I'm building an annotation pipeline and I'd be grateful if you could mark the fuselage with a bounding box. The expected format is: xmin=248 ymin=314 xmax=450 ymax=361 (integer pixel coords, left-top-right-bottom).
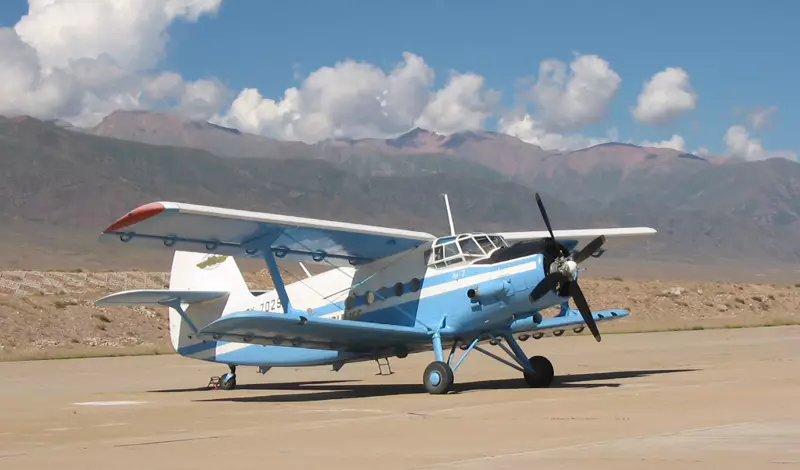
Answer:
xmin=183 ymin=232 xmax=572 ymax=367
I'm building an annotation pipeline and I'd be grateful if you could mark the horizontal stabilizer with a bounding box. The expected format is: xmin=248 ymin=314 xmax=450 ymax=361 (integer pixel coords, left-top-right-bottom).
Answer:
xmin=95 ymin=290 xmax=229 ymax=307
xmin=197 ymin=311 xmax=432 ymax=354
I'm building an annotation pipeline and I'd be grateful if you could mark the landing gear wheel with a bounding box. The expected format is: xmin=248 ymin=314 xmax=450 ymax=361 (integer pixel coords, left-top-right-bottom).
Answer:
xmin=219 ymin=365 xmax=237 ymax=390
xmin=523 ymin=355 xmax=554 ymax=388
xmin=220 ymin=372 xmax=237 ymax=390
xmin=423 ymin=361 xmax=454 ymax=395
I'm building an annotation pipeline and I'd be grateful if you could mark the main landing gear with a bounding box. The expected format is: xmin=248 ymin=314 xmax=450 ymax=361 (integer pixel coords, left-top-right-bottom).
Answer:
xmin=209 ymin=365 xmax=237 ymax=390
xmin=422 ymin=331 xmax=555 ymax=394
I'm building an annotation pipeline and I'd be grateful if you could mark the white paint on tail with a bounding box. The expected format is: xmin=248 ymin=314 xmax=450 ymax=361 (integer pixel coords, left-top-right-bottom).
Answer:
xmin=168 ymin=252 xmax=255 ymax=352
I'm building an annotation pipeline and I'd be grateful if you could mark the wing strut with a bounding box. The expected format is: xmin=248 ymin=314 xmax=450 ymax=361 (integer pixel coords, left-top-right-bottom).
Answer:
xmin=263 ymin=245 xmax=294 ymax=315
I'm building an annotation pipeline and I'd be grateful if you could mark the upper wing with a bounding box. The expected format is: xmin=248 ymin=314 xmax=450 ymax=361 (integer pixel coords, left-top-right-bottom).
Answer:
xmin=99 ymin=201 xmax=435 ymax=266
xmin=499 ymin=227 xmax=656 ymax=252
xmin=198 ymin=311 xmax=432 ymax=354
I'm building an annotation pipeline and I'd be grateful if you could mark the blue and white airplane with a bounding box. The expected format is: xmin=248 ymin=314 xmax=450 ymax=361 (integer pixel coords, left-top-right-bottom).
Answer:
xmin=96 ymin=193 xmax=656 ymax=394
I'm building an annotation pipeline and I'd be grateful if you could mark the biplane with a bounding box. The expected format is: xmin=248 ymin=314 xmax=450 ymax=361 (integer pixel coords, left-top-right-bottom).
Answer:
xmin=96 ymin=194 xmax=656 ymax=394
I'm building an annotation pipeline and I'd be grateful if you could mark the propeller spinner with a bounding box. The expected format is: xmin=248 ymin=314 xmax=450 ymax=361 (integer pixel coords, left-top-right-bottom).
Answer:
xmin=528 ymin=193 xmax=606 ymax=342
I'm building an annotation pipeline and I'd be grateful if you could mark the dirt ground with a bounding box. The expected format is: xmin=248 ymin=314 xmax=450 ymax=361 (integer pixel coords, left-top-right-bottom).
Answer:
xmin=1 ymin=268 xmax=798 ymax=360
xmin=1 ymin=326 xmax=798 ymax=469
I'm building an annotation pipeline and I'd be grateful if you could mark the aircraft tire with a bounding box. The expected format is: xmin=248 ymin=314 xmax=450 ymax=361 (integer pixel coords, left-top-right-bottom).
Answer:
xmin=423 ymin=361 xmax=454 ymax=395
xmin=220 ymin=372 xmax=237 ymax=390
xmin=523 ymin=355 xmax=554 ymax=388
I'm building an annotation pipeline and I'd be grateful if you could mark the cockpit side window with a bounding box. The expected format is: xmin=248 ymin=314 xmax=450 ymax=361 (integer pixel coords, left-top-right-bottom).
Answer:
xmin=443 ymin=242 xmax=459 ymax=258
xmin=433 ymin=245 xmax=444 ymax=262
xmin=459 ymin=238 xmax=484 ymax=257
xmin=489 ymin=235 xmax=507 ymax=248
xmin=428 ymin=240 xmax=467 ymax=269
xmin=474 ymin=235 xmax=495 ymax=253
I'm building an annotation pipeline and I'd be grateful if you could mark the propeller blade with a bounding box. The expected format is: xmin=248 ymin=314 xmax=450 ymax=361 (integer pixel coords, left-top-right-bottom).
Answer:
xmin=571 ymin=235 xmax=607 ymax=264
xmin=568 ymin=282 xmax=601 ymax=342
xmin=528 ymin=272 xmax=569 ymax=303
xmin=535 ymin=193 xmax=555 ymax=241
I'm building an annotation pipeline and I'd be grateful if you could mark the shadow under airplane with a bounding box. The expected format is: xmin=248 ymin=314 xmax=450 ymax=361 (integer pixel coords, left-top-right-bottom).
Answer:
xmin=148 ymin=368 xmax=698 ymax=404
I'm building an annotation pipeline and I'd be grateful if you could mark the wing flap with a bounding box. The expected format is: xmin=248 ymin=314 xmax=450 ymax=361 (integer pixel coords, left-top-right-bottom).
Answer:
xmin=197 ymin=311 xmax=431 ymax=353
xmin=98 ymin=201 xmax=435 ymax=266
xmin=95 ymin=289 xmax=229 ymax=307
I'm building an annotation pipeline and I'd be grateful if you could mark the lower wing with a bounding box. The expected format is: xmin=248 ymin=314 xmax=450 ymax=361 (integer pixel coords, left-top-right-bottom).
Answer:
xmin=511 ymin=308 xmax=629 ymax=336
xmin=197 ymin=311 xmax=433 ymax=354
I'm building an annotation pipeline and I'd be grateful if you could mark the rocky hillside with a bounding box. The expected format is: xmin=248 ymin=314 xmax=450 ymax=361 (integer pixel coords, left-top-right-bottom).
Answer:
xmin=4 ymin=112 xmax=800 ymax=269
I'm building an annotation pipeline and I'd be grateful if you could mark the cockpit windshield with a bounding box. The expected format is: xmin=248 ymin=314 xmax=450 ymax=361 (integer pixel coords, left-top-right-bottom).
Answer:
xmin=426 ymin=233 xmax=508 ymax=269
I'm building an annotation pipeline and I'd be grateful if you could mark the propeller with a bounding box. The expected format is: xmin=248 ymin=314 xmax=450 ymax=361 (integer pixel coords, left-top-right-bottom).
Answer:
xmin=528 ymin=193 xmax=606 ymax=342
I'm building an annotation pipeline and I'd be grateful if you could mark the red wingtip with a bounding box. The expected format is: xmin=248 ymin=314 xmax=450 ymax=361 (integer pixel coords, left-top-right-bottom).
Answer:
xmin=104 ymin=202 xmax=166 ymax=232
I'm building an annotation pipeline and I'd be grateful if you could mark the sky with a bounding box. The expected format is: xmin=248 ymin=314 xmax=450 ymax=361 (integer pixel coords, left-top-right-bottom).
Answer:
xmin=0 ymin=0 xmax=797 ymax=161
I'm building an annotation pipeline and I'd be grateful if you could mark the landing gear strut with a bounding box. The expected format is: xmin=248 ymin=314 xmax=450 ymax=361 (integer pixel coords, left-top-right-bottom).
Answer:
xmin=421 ymin=332 xmax=555 ymax=394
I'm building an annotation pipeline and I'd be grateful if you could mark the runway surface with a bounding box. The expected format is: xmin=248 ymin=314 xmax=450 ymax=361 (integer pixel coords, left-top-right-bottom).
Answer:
xmin=1 ymin=326 xmax=799 ymax=469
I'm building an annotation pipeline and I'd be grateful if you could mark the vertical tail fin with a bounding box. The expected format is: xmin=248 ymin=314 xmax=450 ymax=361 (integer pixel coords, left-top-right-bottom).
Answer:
xmin=167 ymin=251 xmax=255 ymax=353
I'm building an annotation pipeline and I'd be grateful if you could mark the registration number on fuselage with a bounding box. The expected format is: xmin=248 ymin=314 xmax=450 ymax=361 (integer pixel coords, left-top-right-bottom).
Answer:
xmin=247 ymin=298 xmax=283 ymax=312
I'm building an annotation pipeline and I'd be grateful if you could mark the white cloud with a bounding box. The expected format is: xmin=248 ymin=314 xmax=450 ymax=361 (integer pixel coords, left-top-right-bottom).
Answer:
xmin=415 ymin=73 xmax=500 ymax=134
xmin=736 ymin=105 xmax=778 ymax=131
xmin=15 ymin=0 xmax=222 ymax=71
xmin=498 ymin=113 xmax=618 ymax=151
xmin=13 ymin=1 xmax=786 ymax=163
xmin=723 ymin=125 xmax=797 ymax=161
xmin=632 ymin=67 xmax=698 ymax=125
xmin=214 ymin=53 xmax=500 ymax=142
xmin=0 ymin=0 xmax=225 ymax=125
xmin=640 ymin=134 xmax=686 ymax=151
xmin=523 ymin=54 xmax=622 ymax=133
xmin=493 ymin=53 xmax=623 ymax=150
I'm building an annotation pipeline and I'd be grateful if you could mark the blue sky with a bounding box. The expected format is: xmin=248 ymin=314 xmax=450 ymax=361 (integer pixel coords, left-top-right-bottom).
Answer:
xmin=1 ymin=0 xmax=797 ymax=159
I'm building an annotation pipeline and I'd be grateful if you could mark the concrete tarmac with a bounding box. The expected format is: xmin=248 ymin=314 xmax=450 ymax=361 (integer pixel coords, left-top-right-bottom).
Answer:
xmin=1 ymin=326 xmax=799 ymax=469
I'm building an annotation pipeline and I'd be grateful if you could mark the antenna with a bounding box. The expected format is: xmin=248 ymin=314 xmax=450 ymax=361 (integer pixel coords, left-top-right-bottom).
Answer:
xmin=441 ymin=193 xmax=456 ymax=236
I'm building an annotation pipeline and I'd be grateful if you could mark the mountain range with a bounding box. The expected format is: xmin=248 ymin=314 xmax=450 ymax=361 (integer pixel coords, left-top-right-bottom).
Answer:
xmin=2 ymin=109 xmax=800 ymax=273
